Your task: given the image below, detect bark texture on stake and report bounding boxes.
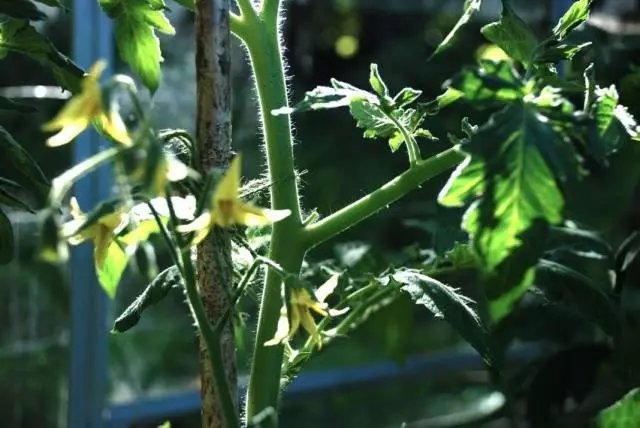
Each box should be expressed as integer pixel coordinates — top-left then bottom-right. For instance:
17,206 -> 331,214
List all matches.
195,0 -> 236,426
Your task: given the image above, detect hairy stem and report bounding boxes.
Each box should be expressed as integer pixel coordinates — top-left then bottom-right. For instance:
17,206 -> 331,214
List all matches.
302,147 -> 465,249
241,7 -> 306,425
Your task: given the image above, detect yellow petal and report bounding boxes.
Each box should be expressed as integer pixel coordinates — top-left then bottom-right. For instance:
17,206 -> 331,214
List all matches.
213,155 -> 242,202
166,156 -> 189,182
45,117 -> 91,147
299,309 -> 322,349
236,203 -> 291,226
42,94 -> 92,131
93,227 -> 113,269
99,111 -> 132,145
264,307 -> 291,346
176,212 -> 213,245
315,274 -> 340,303
69,197 -> 84,219
86,60 -> 107,82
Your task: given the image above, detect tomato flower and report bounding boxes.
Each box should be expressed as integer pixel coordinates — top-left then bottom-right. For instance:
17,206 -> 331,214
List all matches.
42,60 -> 132,147
265,275 -> 348,349
61,197 -> 129,268
177,155 -> 290,244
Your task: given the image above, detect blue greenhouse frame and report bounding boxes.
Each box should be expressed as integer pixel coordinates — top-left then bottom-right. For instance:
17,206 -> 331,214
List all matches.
67,0 -> 573,426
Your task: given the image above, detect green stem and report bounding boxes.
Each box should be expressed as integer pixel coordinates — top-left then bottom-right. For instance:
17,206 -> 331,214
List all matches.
181,248 -> 240,428
388,113 -> 421,165
241,10 -> 306,423
302,147 -> 465,249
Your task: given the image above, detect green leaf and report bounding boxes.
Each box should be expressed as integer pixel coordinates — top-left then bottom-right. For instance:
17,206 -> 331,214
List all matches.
480,1 -> 537,66
597,389 -> 640,427
0,0 -> 47,21
369,63 -> 389,98
593,85 -> 640,153
272,79 -> 375,115
448,60 -> 526,105
0,20 -> 84,93
349,97 -> 396,139
533,41 -> 591,63
552,0 -> 591,40
418,88 -> 464,116
393,87 -> 422,108
536,259 -> 620,337
391,269 -> 492,363
430,0 -> 482,59
0,207 -> 14,265
112,265 -> 182,332
0,126 -> 49,200
0,95 -> 36,112
439,102 -> 564,270
96,242 -> 128,299
99,0 -> 176,93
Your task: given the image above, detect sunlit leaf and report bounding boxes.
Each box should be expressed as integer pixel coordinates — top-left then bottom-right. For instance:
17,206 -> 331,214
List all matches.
448,60 -> 526,105
552,0 -> 592,41
440,102 -> 564,270
430,0 -> 482,59
112,265 -> 182,332
99,0 -> 176,93
593,85 -> 640,153
393,87 -> 422,108
481,1 -> 537,66
597,388 -> 640,427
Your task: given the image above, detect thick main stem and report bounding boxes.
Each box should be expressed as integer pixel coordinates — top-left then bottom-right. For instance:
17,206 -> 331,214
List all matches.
243,13 -> 305,425
195,0 -> 237,427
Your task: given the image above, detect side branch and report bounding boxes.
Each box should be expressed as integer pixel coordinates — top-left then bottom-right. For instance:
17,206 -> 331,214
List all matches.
302,148 -> 465,249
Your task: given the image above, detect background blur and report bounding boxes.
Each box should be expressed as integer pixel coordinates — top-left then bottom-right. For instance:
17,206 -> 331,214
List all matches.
1,0 -> 640,427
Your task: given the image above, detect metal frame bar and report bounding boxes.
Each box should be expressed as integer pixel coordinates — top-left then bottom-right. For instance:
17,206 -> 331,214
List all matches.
104,345 -> 545,427
67,0 -> 114,427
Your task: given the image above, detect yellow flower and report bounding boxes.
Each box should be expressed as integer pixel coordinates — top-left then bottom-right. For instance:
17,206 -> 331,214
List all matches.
177,155 -> 290,244
42,60 -> 132,147
61,197 -> 129,268
265,275 -> 348,349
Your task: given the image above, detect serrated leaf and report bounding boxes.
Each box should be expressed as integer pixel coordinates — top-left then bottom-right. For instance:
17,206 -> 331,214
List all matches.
349,97 -> 396,139
369,63 -> 389,98
393,87 -> 422,108
0,0 -> 47,21
0,19 -> 84,93
392,269 -> 492,363
439,103 -> 564,270
0,126 -> 49,200
597,388 -> 640,427
96,241 -> 128,299
481,1 -> 537,66
448,60 -> 526,105
0,95 -> 36,113
593,85 -> 640,153
0,208 -> 14,265
430,0 -> 482,59
533,41 -> 591,63
418,88 -> 464,116
273,80 -> 375,116
112,265 -> 182,332
552,0 -> 591,40
100,0 -> 175,93
536,259 -> 620,337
